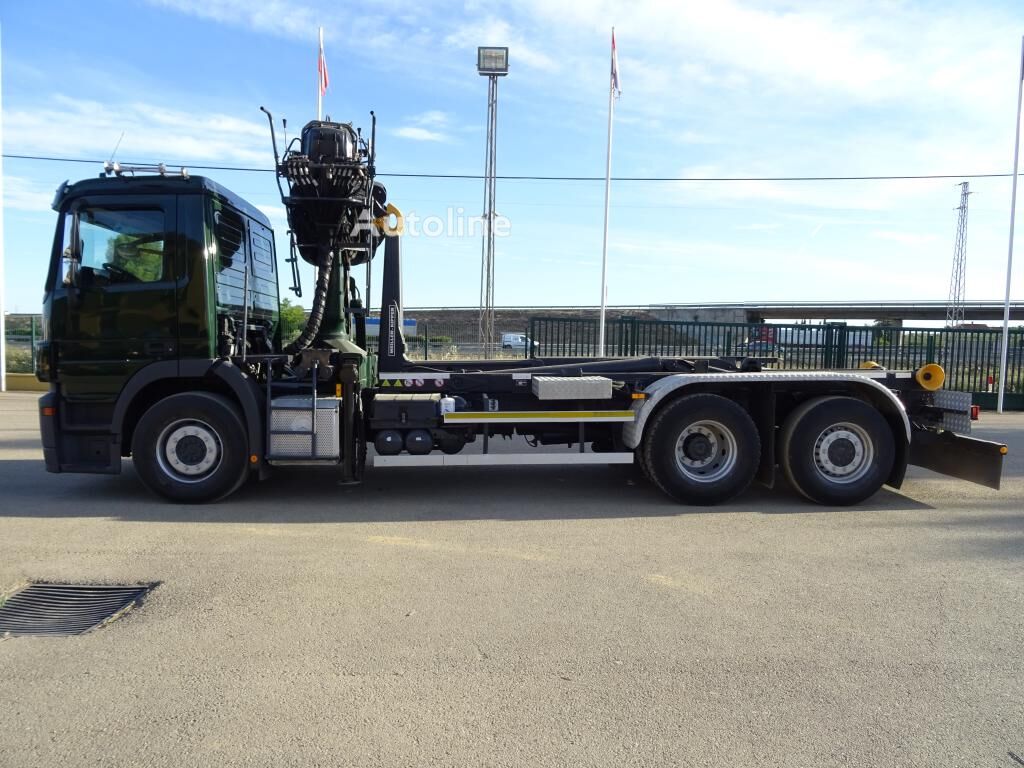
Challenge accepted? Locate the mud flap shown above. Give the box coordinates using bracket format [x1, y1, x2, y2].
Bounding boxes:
[908, 429, 1006, 490]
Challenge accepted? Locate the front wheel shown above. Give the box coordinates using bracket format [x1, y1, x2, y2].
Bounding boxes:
[641, 394, 760, 505]
[779, 396, 895, 506]
[131, 392, 250, 503]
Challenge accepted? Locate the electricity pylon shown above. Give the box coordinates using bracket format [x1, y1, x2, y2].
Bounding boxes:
[945, 182, 970, 328]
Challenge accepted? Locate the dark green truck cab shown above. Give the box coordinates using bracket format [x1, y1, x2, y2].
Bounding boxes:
[38, 174, 280, 478]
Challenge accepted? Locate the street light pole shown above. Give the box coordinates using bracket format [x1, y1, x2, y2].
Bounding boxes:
[998, 35, 1024, 413]
[476, 47, 508, 358]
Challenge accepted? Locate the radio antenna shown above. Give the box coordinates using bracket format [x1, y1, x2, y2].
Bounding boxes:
[108, 131, 125, 164]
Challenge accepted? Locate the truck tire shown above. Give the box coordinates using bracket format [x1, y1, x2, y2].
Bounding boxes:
[641, 394, 760, 505]
[131, 392, 250, 503]
[780, 396, 895, 506]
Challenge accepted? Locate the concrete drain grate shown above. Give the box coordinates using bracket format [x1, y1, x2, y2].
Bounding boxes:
[0, 583, 154, 637]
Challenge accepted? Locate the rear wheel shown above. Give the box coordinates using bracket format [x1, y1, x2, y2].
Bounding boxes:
[780, 396, 895, 506]
[131, 392, 249, 503]
[641, 394, 760, 505]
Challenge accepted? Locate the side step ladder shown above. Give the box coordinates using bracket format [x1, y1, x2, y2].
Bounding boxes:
[266, 363, 341, 465]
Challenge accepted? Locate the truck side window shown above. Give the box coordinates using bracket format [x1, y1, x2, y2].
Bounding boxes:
[214, 209, 245, 268]
[58, 213, 74, 286]
[77, 207, 166, 283]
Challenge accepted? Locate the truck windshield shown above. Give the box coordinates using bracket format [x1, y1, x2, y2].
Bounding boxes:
[76, 207, 165, 283]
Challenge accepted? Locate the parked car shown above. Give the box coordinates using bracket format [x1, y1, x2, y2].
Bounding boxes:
[501, 333, 539, 350]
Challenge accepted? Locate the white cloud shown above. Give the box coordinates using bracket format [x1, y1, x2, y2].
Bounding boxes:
[442, 16, 558, 72]
[392, 112, 456, 142]
[4, 176, 55, 213]
[412, 110, 450, 129]
[4, 95, 271, 166]
[393, 126, 448, 142]
[145, 0, 319, 41]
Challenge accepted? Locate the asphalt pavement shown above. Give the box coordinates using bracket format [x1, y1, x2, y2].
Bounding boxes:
[0, 391, 1021, 767]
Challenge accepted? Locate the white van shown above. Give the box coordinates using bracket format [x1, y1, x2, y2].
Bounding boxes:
[501, 333, 538, 351]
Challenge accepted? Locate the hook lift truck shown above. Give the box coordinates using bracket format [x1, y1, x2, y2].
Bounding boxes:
[36, 109, 1006, 505]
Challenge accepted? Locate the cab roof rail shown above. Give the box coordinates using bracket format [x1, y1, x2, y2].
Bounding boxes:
[102, 161, 189, 179]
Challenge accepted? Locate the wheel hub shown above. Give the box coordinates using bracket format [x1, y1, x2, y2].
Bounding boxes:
[826, 437, 856, 468]
[673, 420, 737, 483]
[174, 435, 208, 465]
[682, 433, 713, 462]
[157, 419, 222, 481]
[813, 422, 873, 483]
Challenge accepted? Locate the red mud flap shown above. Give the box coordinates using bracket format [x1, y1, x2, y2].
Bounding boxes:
[908, 429, 1006, 490]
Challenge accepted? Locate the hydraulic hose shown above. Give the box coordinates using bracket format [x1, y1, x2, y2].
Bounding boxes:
[284, 253, 333, 353]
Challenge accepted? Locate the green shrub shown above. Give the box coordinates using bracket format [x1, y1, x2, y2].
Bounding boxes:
[5, 347, 34, 373]
[279, 298, 307, 344]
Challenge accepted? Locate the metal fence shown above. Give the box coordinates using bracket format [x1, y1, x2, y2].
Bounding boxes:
[3, 315, 42, 374]
[528, 316, 1024, 400]
[400, 321, 526, 361]
[9, 310, 1022, 404]
[3, 314, 510, 366]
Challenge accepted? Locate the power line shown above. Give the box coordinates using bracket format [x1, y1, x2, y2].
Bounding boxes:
[2, 152, 1020, 183]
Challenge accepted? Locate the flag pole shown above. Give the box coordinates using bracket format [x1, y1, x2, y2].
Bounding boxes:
[998, 34, 1024, 413]
[598, 29, 616, 357]
[0, 22, 6, 393]
[317, 26, 324, 121]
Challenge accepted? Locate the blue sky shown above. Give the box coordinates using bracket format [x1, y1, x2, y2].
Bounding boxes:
[3, 0, 1024, 315]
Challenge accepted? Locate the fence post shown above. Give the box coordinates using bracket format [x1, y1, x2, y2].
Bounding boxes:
[836, 324, 848, 369]
[423, 322, 428, 361]
[926, 334, 936, 364]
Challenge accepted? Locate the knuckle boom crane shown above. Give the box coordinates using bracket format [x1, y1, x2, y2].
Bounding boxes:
[34, 106, 1008, 505]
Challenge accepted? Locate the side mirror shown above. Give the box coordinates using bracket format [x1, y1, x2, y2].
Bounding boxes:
[62, 245, 80, 287]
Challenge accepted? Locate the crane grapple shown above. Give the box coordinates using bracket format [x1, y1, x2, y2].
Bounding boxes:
[261, 109, 386, 352]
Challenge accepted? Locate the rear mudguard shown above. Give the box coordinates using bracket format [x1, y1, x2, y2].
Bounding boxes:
[908, 430, 1006, 490]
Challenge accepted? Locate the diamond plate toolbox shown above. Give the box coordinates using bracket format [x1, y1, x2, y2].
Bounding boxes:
[269, 396, 341, 458]
[933, 389, 972, 435]
[531, 376, 613, 400]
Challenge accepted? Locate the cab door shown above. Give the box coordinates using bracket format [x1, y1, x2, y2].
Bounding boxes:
[51, 194, 179, 402]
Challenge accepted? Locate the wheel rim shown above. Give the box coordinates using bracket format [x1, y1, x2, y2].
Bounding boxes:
[673, 419, 738, 483]
[156, 418, 223, 483]
[812, 421, 873, 484]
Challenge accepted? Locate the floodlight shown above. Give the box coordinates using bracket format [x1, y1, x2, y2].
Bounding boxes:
[477, 47, 509, 76]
